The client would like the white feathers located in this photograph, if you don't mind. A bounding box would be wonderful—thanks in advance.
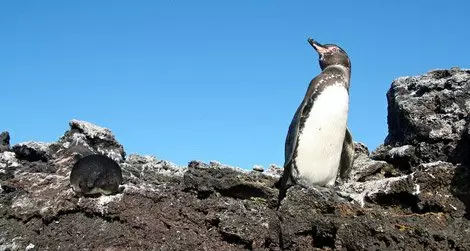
[295,84,349,186]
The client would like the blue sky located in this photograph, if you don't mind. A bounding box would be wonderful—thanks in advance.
[1,1,469,168]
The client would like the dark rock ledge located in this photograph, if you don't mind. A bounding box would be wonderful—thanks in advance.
[1,68,470,250]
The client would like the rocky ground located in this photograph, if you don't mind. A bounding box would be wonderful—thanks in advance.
[1,68,469,250]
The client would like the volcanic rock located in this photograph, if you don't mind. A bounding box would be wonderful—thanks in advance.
[1,68,470,250]
[380,67,470,166]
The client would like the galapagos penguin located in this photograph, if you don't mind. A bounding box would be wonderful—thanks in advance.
[279,38,353,200]
[70,154,123,195]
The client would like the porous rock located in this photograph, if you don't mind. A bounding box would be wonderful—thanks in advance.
[347,142,396,182]
[1,68,470,250]
[12,141,51,162]
[381,68,470,166]
[54,119,126,163]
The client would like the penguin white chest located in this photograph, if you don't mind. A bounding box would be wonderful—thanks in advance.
[295,84,349,186]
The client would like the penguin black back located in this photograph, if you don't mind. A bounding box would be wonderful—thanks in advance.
[70,154,123,195]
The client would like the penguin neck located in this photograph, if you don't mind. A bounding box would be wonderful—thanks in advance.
[304,64,351,100]
[324,64,350,81]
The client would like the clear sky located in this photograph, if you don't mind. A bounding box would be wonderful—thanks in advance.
[1,1,469,168]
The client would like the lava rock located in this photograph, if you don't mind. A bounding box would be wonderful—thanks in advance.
[55,119,126,163]
[252,165,264,172]
[1,68,470,250]
[349,142,396,182]
[371,144,420,172]
[183,160,278,206]
[385,68,470,164]
[12,141,51,162]
[121,154,184,185]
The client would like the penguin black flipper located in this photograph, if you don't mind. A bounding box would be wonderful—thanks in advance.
[338,128,354,181]
[277,104,303,200]
[284,104,302,169]
[283,72,326,173]
[278,81,320,201]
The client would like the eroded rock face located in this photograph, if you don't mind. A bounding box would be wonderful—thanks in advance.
[382,68,470,166]
[57,119,126,163]
[369,68,470,222]
[12,142,51,162]
[1,68,470,250]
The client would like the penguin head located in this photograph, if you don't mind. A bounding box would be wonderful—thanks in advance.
[308,38,350,71]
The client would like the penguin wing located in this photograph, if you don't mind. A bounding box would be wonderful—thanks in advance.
[284,100,306,167]
[278,102,304,195]
[284,74,323,167]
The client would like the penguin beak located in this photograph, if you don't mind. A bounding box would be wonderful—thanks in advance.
[308,38,328,55]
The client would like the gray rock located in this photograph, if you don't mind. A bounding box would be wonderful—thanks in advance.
[371,144,419,172]
[183,160,279,207]
[348,142,396,182]
[0,151,20,180]
[252,165,264,172]
[279,183,470,250]
[55,119,126,163]
[122,154,184,185]
[265,164,283,178]
[2,66,470,250]
[12,141,51,162]
[385,68,470,165]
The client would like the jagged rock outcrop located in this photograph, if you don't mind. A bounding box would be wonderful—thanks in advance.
[56,119,126,163]
[1,68,470,250]
[370,67,470,220]
[375,67,470,168]
[12,142,52,162]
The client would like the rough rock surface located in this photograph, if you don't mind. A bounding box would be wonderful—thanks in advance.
[59,119,126,163]
[1,69,470,250]
[12,142,52,162]
[378,67,470,167]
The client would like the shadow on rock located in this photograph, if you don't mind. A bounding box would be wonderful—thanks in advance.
[450,164,470,219]
[451,120,470,219]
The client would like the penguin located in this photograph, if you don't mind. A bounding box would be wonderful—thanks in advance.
[279,38,353,200]
[70,154,123,195]
[0,131,10,153]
